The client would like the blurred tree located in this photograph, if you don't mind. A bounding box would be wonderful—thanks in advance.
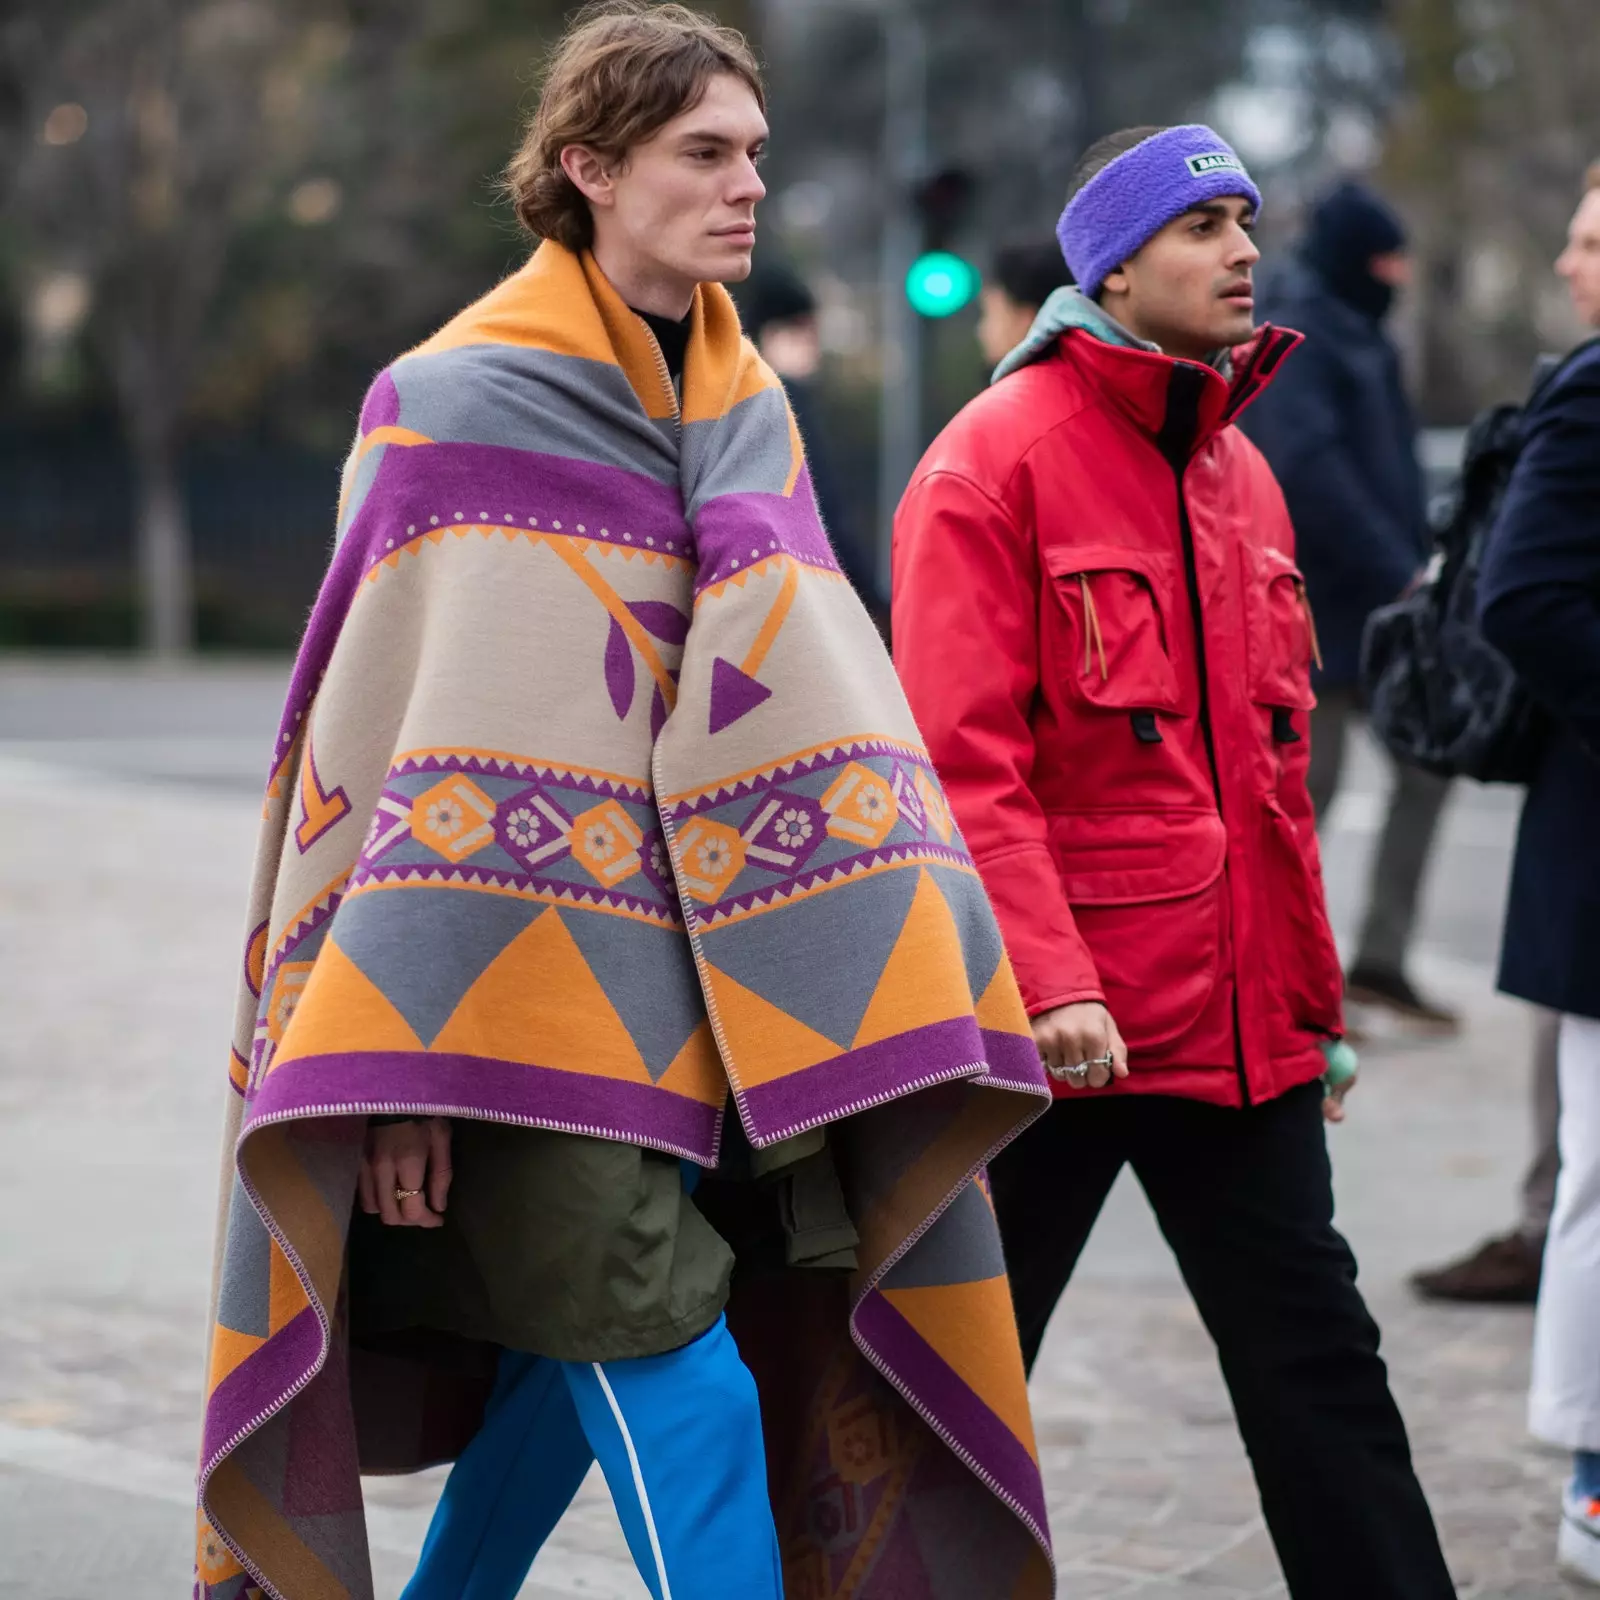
[1383,0,1486,420]
[2,2,408,654]
[1384,0,1600,420]
[0,0,759,653]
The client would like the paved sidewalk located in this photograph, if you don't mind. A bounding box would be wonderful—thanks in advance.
[0,660,1582,1597]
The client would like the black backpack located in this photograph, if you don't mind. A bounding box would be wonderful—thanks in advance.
[1359,346,1594,783]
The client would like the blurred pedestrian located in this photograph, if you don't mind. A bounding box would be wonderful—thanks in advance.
[1476,160,1600,1588]
[193,6,1051,1600]
[894,124,1454,1600]
[1241,181,1458,1033]
[739,262,885,612]
[976,237,1076,370]
[1410,1009,1557,1304]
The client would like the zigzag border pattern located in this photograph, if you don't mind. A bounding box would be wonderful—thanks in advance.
[693,550,850,603]
[662,736,933,815]
[345,860,680,926]
[389,749,653,803]
[260,877,348,1003]
[361,521,694,583]
[697,841,977,926]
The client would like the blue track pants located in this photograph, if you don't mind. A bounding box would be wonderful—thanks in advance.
[399,1315,782,1600]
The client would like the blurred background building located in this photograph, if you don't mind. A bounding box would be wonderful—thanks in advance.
[1,0,1596,654]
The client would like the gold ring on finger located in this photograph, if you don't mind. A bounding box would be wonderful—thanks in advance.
[394,1187,423,1201]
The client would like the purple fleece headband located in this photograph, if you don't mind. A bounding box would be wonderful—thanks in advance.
[1057,125,1262,298]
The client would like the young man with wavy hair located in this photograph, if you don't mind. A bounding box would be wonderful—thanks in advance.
[194,7,1054,1600]
[894,125,1454,1598]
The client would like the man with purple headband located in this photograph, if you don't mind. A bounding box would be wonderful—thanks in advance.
[894,125,1455,1597]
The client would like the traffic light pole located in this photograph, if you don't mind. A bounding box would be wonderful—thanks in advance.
[876,3,928,602]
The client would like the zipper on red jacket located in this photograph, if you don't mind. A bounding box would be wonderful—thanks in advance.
[1157,363,1251,1108]
[1219,325,1296,427]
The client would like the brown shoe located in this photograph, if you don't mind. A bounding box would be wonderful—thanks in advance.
[1410,1231,1544,1304]
[1346,964,1462,1034]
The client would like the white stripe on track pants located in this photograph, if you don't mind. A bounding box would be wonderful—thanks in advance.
[400,1314,784,1600]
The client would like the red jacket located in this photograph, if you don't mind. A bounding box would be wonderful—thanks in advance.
[892,315,1343,1107]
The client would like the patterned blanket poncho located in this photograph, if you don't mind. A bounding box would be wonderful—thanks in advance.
[198,241,1054,1600]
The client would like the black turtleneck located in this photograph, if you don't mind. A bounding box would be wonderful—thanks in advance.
[633,307,691,382]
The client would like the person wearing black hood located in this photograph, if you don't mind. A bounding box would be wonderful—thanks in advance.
[737,263,887,620]
[1242,181,1459,1033]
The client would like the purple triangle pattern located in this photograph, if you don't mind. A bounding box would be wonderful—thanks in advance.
[709,656,773,734]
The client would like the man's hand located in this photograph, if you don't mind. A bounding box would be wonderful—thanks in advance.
[1322,1073,1357,1123]
[358,1117,452,1227]
[1031,1002,1130,1089]
[1320,1039,1359,1124]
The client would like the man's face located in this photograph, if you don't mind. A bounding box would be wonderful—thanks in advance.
[1369,249,1413,290]
[1099,196,1260,361]
[1556,189,1600,330]
[976,287,1040,368]
[567,73,768,309]
[759,315,822,381]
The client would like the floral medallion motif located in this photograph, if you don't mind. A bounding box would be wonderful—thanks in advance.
[640,826,678,899]
[362,793,414,863]
[567,800,644,888]
[496,789,577,870]
[674,817,748,904]
[891,764,926,835]
[821,762,899,849]
[264,960,314,1046]
[826,1394,899,1485]
[741,791,827,874]
[408,776,498,862]
[197,1512,243,1584]
[913,767,954,845]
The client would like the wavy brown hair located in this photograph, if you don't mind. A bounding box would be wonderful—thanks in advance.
[506,1,765,253]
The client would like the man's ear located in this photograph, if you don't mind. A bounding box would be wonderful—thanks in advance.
[1099,263,1131,298]
[560,144,614,210]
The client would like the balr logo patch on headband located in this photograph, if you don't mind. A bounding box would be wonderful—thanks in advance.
[1186,151,1245,177]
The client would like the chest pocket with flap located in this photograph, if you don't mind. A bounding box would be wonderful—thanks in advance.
[1043,544,1181,713]
[1245,544,1320,715]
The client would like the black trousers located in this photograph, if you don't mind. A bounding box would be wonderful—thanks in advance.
[989,1080,1455,1600]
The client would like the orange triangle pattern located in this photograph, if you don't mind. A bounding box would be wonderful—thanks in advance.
[207,1326,267,1396]
[272,941,424,1069]
[974,950,1033,1038]
[851,869,971,1050]
[267,1236,309,1337]
[881,1277,1039,1462]
[431,909,651,1084]
[652,1019,729,1107]
[701,965,841,1089]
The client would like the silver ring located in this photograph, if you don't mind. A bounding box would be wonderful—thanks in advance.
[1087,1050,1115,1069]
[1052,1062,1091,1087]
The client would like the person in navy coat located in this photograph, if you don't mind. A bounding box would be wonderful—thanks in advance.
[1243,183,1457,1032]
[1477,162,1600,1590]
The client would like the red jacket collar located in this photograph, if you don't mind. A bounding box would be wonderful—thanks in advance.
[1053,324,1302,451]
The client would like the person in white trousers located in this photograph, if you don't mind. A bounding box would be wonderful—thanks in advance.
[1530,1019,1600,1459]
[1477,161,1600,1587]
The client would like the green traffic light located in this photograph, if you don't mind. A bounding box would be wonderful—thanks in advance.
[906,251,979,318]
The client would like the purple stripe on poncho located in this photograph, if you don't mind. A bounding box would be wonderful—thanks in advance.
[854,1289,1052,1547]
[691,467,841,595]
[348,442,693,575]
